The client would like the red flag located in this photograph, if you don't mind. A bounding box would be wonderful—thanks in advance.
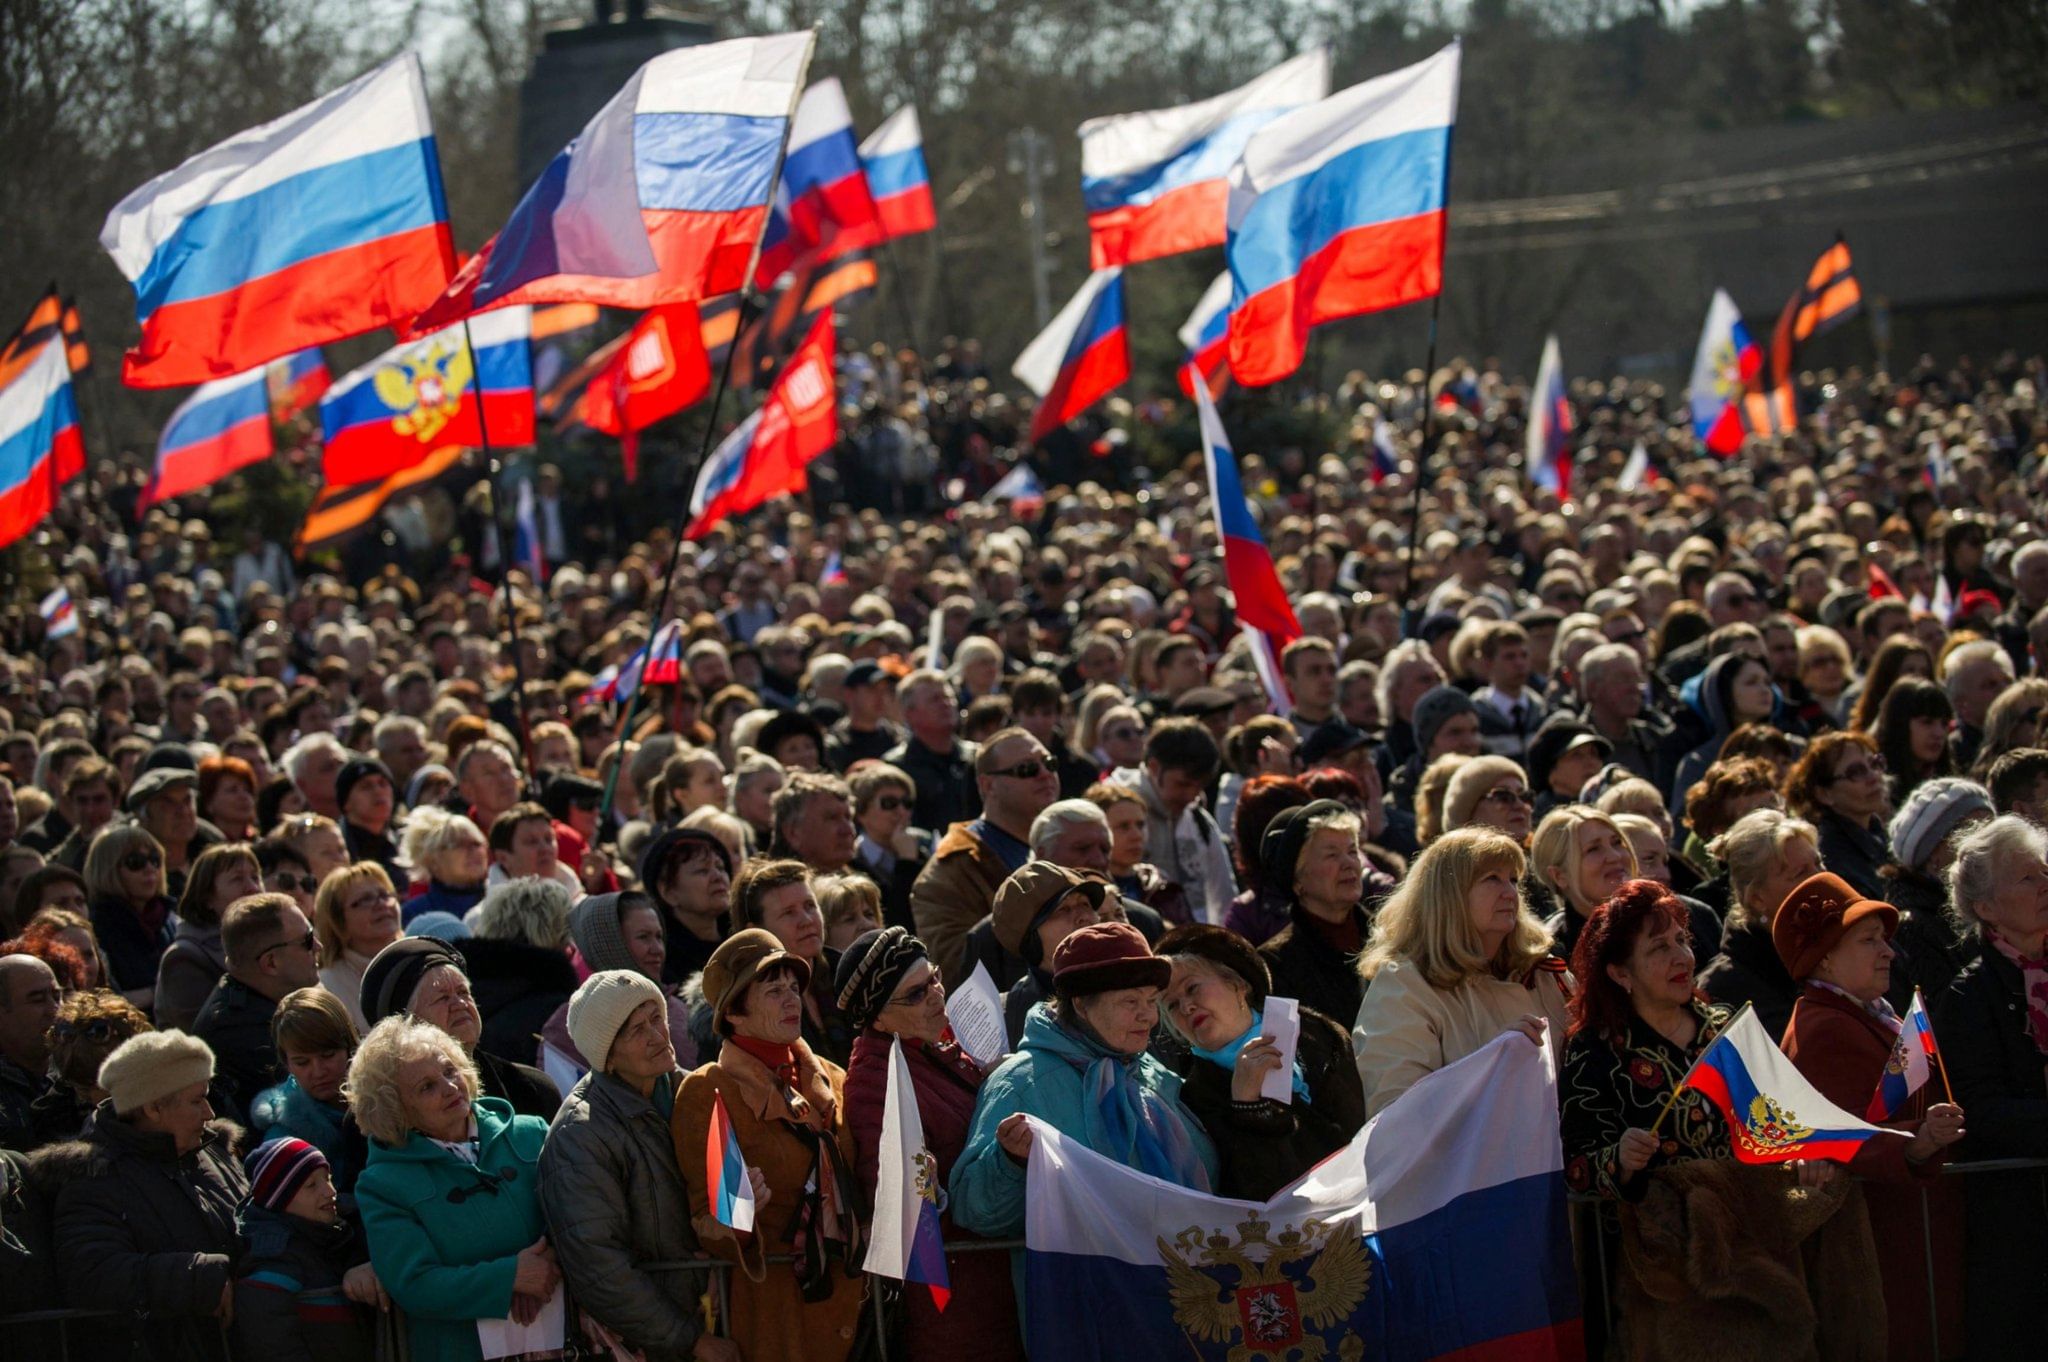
[573,302,712,454]
[1866,561,1904,601]
[685,310,837,539]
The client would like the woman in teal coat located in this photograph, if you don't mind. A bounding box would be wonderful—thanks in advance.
[952,922,1217,1248]
[347,1016,563,1362]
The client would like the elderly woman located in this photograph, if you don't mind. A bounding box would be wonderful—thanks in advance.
[1440,754,1535,843]
[1932,815,2048,1361]
[32,1031,247,1362]
[83,823,175,1014]
[1257,799,1373,1028]
[538,970,722,1362]
[314,861,405,1030]
[1784,730,1892,900]
[674,928,867,1362]
[849,761,928,932]
[349,1016,562,1362]
[156,842,263,1030]
[1776,872,1968,1362]
[1882,777,1993,1002]
[953,921,1217,1316]
[464,877,580,1069]
[838,927,1023,1362]
[1697,808,1825,1037]
[539,891,700,1091]
[985,862,1108,1046]
[399,808,490,926]
[1159,923,1366,1200]
[359,936,561,1119]
[1352,828,1572,1119]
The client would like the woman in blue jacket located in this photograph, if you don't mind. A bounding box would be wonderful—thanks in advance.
[347,1016,562,1362]
[951,921,1216,1250]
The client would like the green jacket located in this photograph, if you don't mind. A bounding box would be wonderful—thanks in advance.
[354,1098,550,1362]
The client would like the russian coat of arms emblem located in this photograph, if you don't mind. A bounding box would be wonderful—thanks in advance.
[1158,1212,1372,1360]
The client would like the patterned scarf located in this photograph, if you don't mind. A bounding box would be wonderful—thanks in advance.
[1060,1016,1211,1192]
[1988,930,2048,1058]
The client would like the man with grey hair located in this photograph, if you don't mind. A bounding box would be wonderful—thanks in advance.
[885,668,979,832]
[1943,638,2016,770]
[769,770,857,872]
[1996,539,2048,674]
[1028,798,1114,872]
[1375,640,1446,777]
[281,731,349,820]
[1578,642,1665,781]
[372,713,432,797]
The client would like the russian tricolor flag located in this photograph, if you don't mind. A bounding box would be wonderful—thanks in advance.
[707,1090,757,1232]
[266,349,331,421]
[863,1037,952,1311]
[100,55,456,388]
[1371,417,1401,484]
[143,367,273,508]
[1867,989,1941,1122]
[858,105,937,241]
[1688,288,1762,457]
[1681,1006,1897,1164]
[1225,43,1459,388]
[319,307,534,487]
[513,476,547,584]
[413,32,814,329]
[1527,334,1572,497]
[1197,378,1300,714]
[1176,273,1232,400]
[39,586,79,640]
[753,77,883,288]
[686,310,838,539]
[0,340,85,550]
[1012,268,1129,445]
[1081,49,1329,269]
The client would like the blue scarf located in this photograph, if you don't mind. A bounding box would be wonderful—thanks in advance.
[1190,1010,1312,1101]
[1041,1013,1211,1192]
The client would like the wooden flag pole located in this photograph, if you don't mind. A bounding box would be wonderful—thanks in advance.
[463,315,536,779]
[1648,1001,1750,1139]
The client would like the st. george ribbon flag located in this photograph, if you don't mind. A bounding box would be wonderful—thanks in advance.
[1011,268,1129,445]
[411,32,815,329]
[100,54,456,387]
[1080,50,1330,269]
[319,307,534,486]
[1021,1033,1583,1361]
[1225,43,1460,388]
[858,106,938,241]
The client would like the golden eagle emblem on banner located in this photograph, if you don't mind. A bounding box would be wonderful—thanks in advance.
[1159,1213,1371,1360]
[1734,1093,1816,1158]
[373,338,473,445]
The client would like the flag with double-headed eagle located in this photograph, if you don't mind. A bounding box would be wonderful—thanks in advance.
[1678,1004,1900,1163]
[863,1035,951,1310]
[319,307,534,486]
[1019,1033,1581,1360]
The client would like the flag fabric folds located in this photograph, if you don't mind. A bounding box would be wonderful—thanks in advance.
[266,349,332,421]
[1022,1032,1582,1361]
[101,54,456,387]
[859,106,937,240]
[1197,379,1301,654]
[320,307,534,486]
[1176,273,1233,400]
[1618,440,1656,491]
[755,78,884,287]
[572,302,712,442]
[413,32,815,329]
[587,619,687,704]
[0,339,86,550]
[1225,43,1459,388]
[686,309,838,539]
[1012,268,1129,445]
[1528,335,1572,497]
[983,462,1045,516]
[708,1090,758,1232]
[1680,1006,1898,1163]
[1370,418,1400,484]
[1688,288,1761,456]
[862,1036,952,1311]
[1081,50,1330,269]
[144,367,274,508]
[0,289,91,391]
[1868,988,1941,1121]
[295,445,467,556]
[513,477,548,584]
[39,586,79,640]
[1747,236,1864,439]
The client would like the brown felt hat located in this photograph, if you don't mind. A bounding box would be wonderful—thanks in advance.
[1051,920,1170,998]
[702,927,812,1030]
[992,861,1108,963]
[1771,871,1898,981]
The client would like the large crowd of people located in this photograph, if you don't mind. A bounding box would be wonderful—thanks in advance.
[0,341,2045,1362]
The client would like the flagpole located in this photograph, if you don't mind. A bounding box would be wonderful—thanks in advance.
[463,315,535,779]
[879,236,927,360]
[1396,290,1443,636]
[1647,1000,1749,1139]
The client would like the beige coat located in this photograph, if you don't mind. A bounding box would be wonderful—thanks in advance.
[1352,956,1573,1118]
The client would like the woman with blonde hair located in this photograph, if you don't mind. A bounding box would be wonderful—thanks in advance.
[1528,806,1637,960]
[313,861,404,1030]
[1413,753,1469,847]
[1352,827,1572,1118]
[1695,807,1823,1037]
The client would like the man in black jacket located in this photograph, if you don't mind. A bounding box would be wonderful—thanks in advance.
[0,955,60,1152]
[193,892,320,1125]
[884,669,980,831]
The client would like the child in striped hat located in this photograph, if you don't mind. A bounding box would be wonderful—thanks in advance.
[234,1137,377,1362]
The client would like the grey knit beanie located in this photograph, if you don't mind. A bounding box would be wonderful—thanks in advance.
[1887,778,1992,872]
[1412,685,1481,757]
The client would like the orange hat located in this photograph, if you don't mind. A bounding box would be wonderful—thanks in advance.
[1771,872,1898,981]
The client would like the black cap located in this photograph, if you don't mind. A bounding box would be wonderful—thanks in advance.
[1258,799,1351,891]
[1525,715,1611,796]
[844,660,887,688]
[1171,686,1237,718]
[639,825,734,891]
[335,757,395,812]
[540,771,604,822]
[361,937,465,1027]
[1299,721,1372,767]
[125,766,197,814]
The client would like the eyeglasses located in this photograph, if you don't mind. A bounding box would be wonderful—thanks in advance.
[52,1017,121,1042]
[122,853,162,872]
[260,929,317,960]
[1829,756,1888,783]
[269,871,319,894]
[1103,726,1141,742]
[1481,786,1532,806]
[875,795,908,812]
[984,758,1050,781]
[887,968,944,1010]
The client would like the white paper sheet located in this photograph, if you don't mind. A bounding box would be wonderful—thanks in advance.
[1258,996,1301,1104]
[477,1287,565,1360]
[945,960,1008,1068]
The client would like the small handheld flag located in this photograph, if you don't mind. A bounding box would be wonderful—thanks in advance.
[1867,988,1942,1122]
[1674,1005,1901,1163]
[707,1089,757,1233]
[513,477,547,585]
[39,587,79,640]
[1528,334,1572,497]
[862,1036,952,1310]
[1370,418,1400,484]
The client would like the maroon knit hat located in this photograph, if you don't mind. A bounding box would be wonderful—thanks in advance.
[1051,921,1170,998]
[245,1137,329,1213]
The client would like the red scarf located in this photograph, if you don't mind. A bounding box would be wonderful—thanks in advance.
[729,1035,801,1089]
[1988,930,2048,1059]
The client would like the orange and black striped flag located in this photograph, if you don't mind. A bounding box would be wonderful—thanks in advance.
[1746,236,1862,434]
[740,252,876,388]
[295,446,467,556]
[0,287,91,390]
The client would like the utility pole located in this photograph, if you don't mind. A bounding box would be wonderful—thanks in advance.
[1007,127,1056,329]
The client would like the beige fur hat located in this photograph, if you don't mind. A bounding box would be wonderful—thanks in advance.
[98,1030,215,1115]
[567,969,667,1071]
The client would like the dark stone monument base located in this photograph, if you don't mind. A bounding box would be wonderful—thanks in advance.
[517,13,718,190]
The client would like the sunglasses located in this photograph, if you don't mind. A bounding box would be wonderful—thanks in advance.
[875,795,908,812]
[985,758,1051,781]
[122,853,162,872]
[269,871,320,894]
[52,1017,122,1042]
[1829,756,1888,783]
[260,929,317,960]
[1481,787,1532,806]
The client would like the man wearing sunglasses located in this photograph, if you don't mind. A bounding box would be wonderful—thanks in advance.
[193,892,321,1125]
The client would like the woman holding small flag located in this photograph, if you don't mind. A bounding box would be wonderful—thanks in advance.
[838,926,1023,1362]
[674,927,867,1362]
[1776,872,1966,1361]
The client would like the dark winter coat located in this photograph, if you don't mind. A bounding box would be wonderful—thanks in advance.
[1884,869,1979,1005]
[91,893,179,1000]
[1173,1007,1367,1202]
[232,1205,374,1362]
[193,974,282,1126]
[1815,808,1892,901]
[473,1047,562,1122]
[28,1106,248,1362]
[1696,915,1800,1040]
[0,1053,47,1153]
[1259,902,1370,1031]
[460,936,580,1070]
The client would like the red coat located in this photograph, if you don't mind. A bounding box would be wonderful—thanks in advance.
[1781,983,1966,1361]
[843,1029,1023,1362]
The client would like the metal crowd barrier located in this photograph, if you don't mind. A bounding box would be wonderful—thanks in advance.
[6,1159,2043,1360]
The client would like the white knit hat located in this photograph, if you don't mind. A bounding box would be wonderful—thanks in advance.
[567,969,667,1071]
[98,1030,215,1115]
[1888,778,1993,872]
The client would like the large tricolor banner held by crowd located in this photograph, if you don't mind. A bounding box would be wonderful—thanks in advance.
[101,54,456,387]
[1081,49,1330,269]
[1022,1034,1582,1360]
[1225,43,1460,388]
